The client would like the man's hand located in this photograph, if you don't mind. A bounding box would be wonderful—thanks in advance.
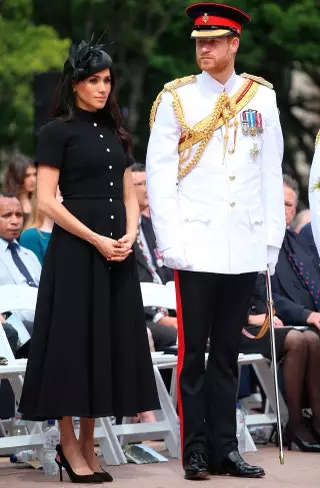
[163,247,188,270]
[0,314,5,324]
[306,312,320,330]
[159,316,178,328]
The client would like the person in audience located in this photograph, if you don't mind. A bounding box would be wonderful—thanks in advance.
[300,222,319,264]
[241,274,320,451]
[132,163,177,351]
[294,209,310,234]
[0,313,18,355]
[2,153,37,224]
[0,192,40,337]
[18,37,159,484]
[0,313,19,420]
[0,193,40,420]
[271,175,320,329]
[19,194,51,265]
[20,189,62,265]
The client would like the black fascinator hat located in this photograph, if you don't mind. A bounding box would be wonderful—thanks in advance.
[64,33,113,82]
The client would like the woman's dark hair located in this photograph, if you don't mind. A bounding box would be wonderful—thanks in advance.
[51,39,132,155]
[2,152,35,197]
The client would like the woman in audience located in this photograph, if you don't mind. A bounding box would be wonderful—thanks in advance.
[241,276,320,452]
[20,194,52,265]
[19,36,159,483]
[2,153,37,223]
[20,189,62,265]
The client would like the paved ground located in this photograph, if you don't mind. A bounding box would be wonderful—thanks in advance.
[0,446,319,487]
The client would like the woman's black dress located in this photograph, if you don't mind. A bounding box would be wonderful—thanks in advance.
[19,108,160,420]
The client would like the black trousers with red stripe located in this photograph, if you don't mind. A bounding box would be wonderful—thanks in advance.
[175,270,257,468]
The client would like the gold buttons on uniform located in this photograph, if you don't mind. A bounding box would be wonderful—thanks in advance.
[230,202,236,208]
[229,176,235,181]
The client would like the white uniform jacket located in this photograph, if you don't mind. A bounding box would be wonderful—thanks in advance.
[309,138,320,257]
[146,71,286,274]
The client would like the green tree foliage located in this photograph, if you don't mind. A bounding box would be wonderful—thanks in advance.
[0,0,69,159]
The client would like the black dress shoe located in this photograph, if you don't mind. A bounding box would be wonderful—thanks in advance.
[184,451,209,480]
[212,451,265,478]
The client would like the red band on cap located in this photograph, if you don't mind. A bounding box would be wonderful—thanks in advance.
[195,15,241,33]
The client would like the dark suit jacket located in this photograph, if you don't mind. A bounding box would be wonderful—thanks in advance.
[134,215,174,321]
[261,229,320,325]
[134,215,173,284]
[300,222,319,265]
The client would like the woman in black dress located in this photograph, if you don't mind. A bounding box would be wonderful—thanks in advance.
[19,38,160,483]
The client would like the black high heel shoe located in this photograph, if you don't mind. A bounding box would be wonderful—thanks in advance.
[94,467,113,482]
[287,434,320,453]
[55,444,103,484]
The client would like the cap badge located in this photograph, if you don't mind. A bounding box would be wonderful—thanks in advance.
[202,13,209,23]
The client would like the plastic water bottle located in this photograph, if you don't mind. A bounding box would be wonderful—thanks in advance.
[11,412,25,436]
[10,449,37,463]
[42,420,59,476]
[236,403,246,453]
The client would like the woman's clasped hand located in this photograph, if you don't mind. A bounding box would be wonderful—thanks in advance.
[94,233,135,261]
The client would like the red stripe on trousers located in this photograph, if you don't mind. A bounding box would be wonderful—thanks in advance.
[174,269,185,464]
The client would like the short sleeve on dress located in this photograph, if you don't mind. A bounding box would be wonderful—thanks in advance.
[35,120,68,169]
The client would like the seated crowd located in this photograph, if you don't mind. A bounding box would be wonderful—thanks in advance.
[0,153,320,451]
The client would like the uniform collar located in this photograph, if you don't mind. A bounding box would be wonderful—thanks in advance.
[199,70,237,95]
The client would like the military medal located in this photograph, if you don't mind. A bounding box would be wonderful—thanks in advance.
[248,110,257,136]
[250,143,260,159]
[256,112,264,133]
[241,109,263,136]
[240,111,249,135]
[154,248,164,267]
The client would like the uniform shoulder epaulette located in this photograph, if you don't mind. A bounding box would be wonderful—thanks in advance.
[240,73,273,90]
[164,75,196,91]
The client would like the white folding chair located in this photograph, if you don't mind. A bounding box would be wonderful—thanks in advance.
[111,282,179,459]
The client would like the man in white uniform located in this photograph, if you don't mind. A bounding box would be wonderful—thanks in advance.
[146,2,285,480]
[309,131,320,257]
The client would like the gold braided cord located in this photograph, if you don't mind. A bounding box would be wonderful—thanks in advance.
[177,91,230,180]
[149,89,165,130]
[149,75,196,130]
[148,73,262,180]
[178,81,258,155]
[170,90,190,131]
[316,130,320,149]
